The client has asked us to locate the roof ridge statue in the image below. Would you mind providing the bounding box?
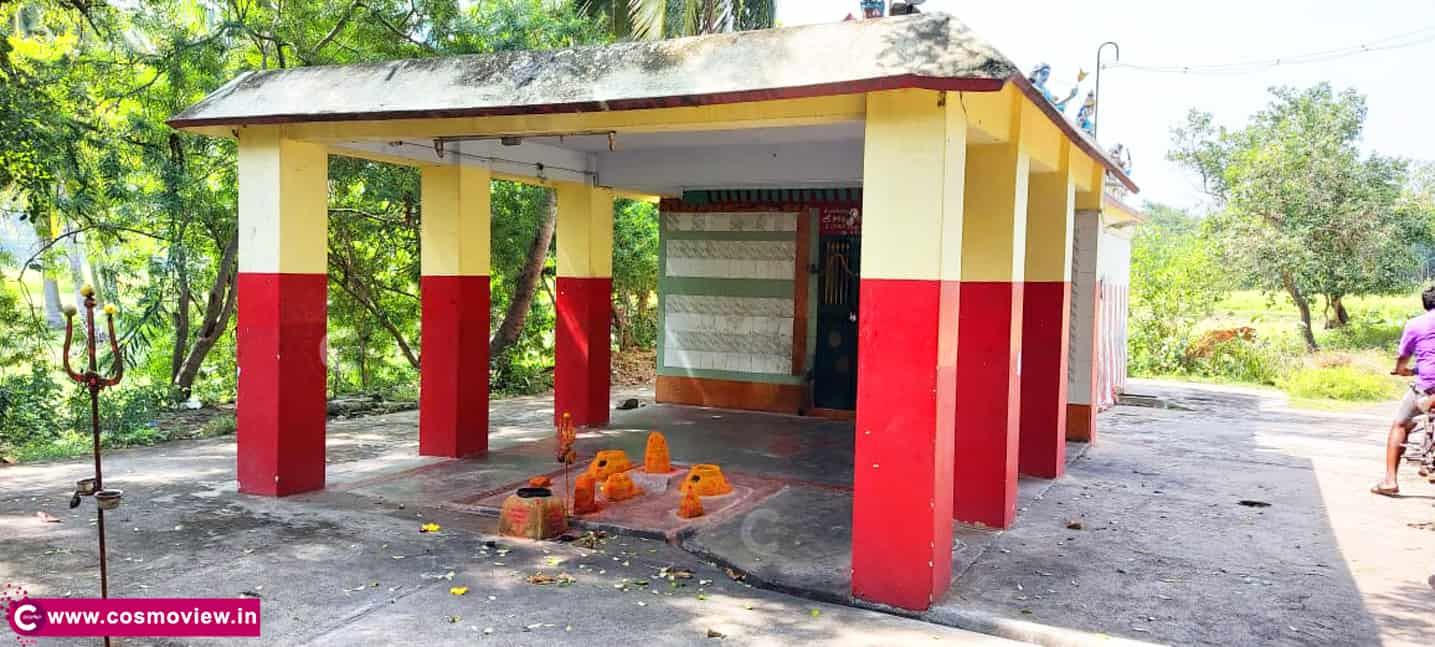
[1028,63,1087,116]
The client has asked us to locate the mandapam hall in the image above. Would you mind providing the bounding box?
[170,12,1141,611]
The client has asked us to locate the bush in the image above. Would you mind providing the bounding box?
[63,381,173,448]
[1278,365,1403,401]
[1186,337,1289,385]
[0,365,67,453]
[1322,319,1403,351]
[198,413,236,438]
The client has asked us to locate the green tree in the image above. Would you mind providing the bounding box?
[583,0,774,39]
[611,198,658,349]
[1127,203,1228,374]
[1170,84,1427,351]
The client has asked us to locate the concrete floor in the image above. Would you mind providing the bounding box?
[0,388,1019,647]
[4,379,1434,645]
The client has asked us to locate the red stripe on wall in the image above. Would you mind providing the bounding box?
[555,277,612,427]
[1018,281,1071,479]
[954,281,1023,529]
[851,277,958,611]
[236,272,327,496]
[419,275,491,457]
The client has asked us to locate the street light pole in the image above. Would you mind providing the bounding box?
[1094,41,1120,140]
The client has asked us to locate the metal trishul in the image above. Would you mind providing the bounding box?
[61,285,124,647]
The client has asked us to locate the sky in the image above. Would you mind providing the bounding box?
[776,0,1435,213]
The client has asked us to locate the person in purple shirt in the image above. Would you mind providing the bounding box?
[1374,286,1435,496]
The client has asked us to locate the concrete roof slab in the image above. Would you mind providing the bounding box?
[170,14,1013,128]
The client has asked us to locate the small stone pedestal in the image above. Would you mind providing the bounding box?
[628,468,684,494]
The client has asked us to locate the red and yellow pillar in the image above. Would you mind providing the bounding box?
[1017,147,1076,479]
[851,89,965,611]
[554,182,614,427]
[235,127,329,496]
[954,89,1029,529]
[419,164,492,457]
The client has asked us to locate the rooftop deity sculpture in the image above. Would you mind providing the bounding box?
[1029,63,1083,116]
[1076,91,1097,136]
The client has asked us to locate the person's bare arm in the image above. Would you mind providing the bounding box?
[1392,355,1415,376]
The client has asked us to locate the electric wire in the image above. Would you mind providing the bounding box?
[1106,24,1435,74]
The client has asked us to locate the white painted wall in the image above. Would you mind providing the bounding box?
[1067,209,1101,406]
[1096,225,1133,406]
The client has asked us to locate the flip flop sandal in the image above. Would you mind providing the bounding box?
[1370,484,1400,497]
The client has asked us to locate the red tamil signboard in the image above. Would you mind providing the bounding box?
[820,208,862,236]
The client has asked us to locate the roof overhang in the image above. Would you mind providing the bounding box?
[170,13,1137,192]
[1102,191,1145,225]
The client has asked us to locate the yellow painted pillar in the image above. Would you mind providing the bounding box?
[419,164,492,457]
[235,126,329,496]
[955,92,1030,530]
[1018,145,1077,479]
[851,88,965,611]
[554,181,614,426]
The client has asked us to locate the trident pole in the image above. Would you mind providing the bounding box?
[1094,41,1120,140]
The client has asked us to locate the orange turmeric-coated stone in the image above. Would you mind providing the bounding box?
[679,464,733,497]
[528,476,552,488]
[644,432,673,473]
[603,472,643,502]
[677,489,705,518]
[572,473,601,515]
[585,450,632,481]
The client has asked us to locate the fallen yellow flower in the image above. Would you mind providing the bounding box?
[420,522,441,533]
[449,586,469,596]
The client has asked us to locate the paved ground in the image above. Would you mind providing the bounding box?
[934,380,1435,646]
[5,379,1434,646]
[0,390,1020,647]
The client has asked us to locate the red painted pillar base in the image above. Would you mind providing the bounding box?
[1018,281,1071,479]
[419,276,490,458]
[555,276,612,427]
[1066,404,1096,442]
[954,281,1022,528]
[236,273,327,496]
[851,278,958,611]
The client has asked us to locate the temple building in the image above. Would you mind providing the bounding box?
[170,13,1141,611]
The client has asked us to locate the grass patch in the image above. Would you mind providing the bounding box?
[1276,365,1404,402]
[196,413,236,438]
[1137,289,1419,405]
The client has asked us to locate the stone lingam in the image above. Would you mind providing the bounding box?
[572,472,601,515]
[644,432,673,473]
[585,450,632,481]
[679,464,733,497]
[677,489,705,519]
[603,472,643,502]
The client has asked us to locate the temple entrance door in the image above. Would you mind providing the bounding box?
[813,208,861,411]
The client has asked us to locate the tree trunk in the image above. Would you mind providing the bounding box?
[170,259,192,382]
[1282,273,1318,352]
[42,277,64,328]
[331,254,420,369]
[1331,294,1349,328]
[65,225,87,305]
[489,188,558,359]
[172,236,240,395]
[612,294,631,350]
[31,213,66,327]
